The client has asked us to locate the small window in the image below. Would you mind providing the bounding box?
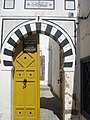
[65,0,75,10]
[4,0,15,9]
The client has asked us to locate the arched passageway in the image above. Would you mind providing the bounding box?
[1,20,75,70]
[1,19,75,120]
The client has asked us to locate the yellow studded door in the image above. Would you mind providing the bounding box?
[13,34,40,120]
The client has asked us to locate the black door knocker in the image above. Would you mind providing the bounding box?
[23,79,27,89]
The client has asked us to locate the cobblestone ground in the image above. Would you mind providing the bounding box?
[40,85,61,120]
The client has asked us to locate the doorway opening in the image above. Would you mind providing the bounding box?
[1,20,75,120]
[40,34,63,120]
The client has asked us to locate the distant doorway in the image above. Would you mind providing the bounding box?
[40,34,61,119]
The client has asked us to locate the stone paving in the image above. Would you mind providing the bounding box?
[40,85,61,120]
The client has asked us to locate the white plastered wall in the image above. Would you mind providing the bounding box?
[49,38,60,98]
[0,70,12,120]
[1,0,77,17]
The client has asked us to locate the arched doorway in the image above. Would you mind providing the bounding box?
[1,20,75,70]
[1,19,75,120]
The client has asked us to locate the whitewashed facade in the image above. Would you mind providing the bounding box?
[0,0,79,120]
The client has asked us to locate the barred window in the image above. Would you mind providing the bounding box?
[65,0,75,10]
[81,57,90,120]
[4,0,15,9]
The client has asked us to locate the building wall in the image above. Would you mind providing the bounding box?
[0,0,77,17]
[78,0,90,119]
[80,20,90,58]
[0,0,77,48]
[0,0,78,120]
[48,38,60,98]
[79,0,90,59]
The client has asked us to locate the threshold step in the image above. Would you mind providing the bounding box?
[40,85,50,91]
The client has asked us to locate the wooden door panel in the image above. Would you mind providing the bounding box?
[14,35,40,120]
[15,82,25,106]
[15,109,25,117]
[15,70,24,79]
[26,70,35,79]
[25,82,36,107]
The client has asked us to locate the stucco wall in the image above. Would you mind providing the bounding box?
[78,0,90,119]
[79,0,90,59]
[0,0,77,17]
[80,20,90,58]
[49,37,60,98]
[79,0,90,16]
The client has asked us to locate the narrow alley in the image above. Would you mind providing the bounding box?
[40,85,61,120]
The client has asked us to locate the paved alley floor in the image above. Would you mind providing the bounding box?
[40,85,61,120]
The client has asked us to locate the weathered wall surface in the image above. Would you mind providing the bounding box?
[79,0,90,59]
[80,20,90,58]
[78,0,90,119]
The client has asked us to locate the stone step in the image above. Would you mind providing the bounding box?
[40,85,50,91]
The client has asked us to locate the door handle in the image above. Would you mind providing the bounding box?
[58,79,60,84]
[58,79,62,84]
[23,79,27,89]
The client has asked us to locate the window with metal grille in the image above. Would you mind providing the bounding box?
[4,0,15,9]
[25,0,54,9]
[65,0,75,10]
[81,56,90,119]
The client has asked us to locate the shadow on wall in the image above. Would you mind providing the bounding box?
[47,36,79,119]
[48,39,64,119]
[60,45,79,119]
[70,30,80,120]
[40,97,61,119]
[70,67,79,119]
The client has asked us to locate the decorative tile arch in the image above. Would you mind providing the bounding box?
[1,20,75,71]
